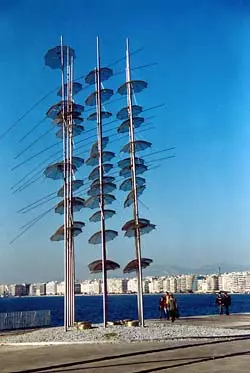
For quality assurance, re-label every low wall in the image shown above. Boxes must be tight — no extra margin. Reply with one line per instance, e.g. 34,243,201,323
0,310,51,330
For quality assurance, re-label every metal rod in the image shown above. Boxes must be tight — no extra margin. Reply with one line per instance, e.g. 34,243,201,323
61,36,68,332
70,54,75,325
125,38,144,327
96,36,108,327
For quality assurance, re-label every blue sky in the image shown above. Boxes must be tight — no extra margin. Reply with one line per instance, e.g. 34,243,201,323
0,0,250,283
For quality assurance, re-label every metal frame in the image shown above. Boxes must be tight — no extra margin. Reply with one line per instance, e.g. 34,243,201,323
125,39,144,327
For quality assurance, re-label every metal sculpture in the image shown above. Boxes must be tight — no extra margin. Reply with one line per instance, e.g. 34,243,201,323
117,39,155,327
85,38,119,327
44,39,85,331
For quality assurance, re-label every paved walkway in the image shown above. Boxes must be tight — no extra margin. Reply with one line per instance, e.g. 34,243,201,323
1,315,250,373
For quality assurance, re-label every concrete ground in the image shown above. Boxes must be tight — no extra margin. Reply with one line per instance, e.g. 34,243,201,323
1,314,250,373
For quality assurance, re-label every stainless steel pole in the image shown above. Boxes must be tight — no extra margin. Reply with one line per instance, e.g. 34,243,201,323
61,36,68,332
96,36,108,327
126,38,144,327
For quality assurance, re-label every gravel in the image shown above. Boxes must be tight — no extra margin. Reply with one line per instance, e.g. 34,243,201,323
1,321,250,345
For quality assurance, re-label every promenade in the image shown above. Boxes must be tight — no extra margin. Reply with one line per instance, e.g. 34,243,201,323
1,314,250,372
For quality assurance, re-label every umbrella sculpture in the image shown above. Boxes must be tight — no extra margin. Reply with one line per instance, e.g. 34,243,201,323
116,39,156,327
84,37,119,327
44,40,85,331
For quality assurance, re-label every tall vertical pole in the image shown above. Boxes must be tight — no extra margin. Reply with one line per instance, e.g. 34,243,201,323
126,38,144,327
66,46,70,328
96,36,108,327
61,36,68,332
69,55,75,325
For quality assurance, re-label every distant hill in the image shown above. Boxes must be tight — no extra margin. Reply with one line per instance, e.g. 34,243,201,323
145,262,250,276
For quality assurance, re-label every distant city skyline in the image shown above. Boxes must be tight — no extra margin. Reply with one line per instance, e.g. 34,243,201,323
2,270,250,296
1,1,250,283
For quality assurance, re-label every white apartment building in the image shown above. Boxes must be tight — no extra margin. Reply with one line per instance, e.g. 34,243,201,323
196,277,207,293
169,277,177,293
29,283,46,296
206,275,219,292
162,277,171,292
0,284,6,296
57,281,65,295
46,281,58,295
107,278,128,294
148,277,163,293
80,280,101,295
127,278,138,293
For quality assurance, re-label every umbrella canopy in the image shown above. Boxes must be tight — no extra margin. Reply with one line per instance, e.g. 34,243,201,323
117,117,144,134
57,82,82,97
89,230,118,244
121,140,152,153
89,209,116,223
85,89,113,106
122,218,150,231
117,80,147,95
87,182,116,196
47,102,84,120
85,67,113,85
88,259,120,273
118,157,144,169
117,105,142,121
123,258,153,274
90,137,109,156
120,164,148,178
84,194,116,209
86,151,115,167
87,111,112,121
124,185,146,208
120,177,146,192
91,176,115,187
57,179,84,197
53,113,83,126
122,218,156,238
44,162,77,180
88,164,113,180
55,197,85,214
44,45,75,70
50,221,85,241
56,124,84,139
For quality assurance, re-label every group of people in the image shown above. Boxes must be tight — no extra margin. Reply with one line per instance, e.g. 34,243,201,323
216,291,231,315
159,292,179,322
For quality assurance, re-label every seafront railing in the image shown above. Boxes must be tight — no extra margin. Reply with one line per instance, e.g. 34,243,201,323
0,310,51,330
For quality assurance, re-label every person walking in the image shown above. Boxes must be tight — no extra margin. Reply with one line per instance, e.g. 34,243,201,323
165,292,170,320
223,292,231,315
169,293,178,322
159,295,166,319
216,291,224,315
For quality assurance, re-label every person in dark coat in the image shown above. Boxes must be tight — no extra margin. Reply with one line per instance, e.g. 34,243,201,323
223,292,231,315
216,291,224,315
168,293,178,322
159,295,166,319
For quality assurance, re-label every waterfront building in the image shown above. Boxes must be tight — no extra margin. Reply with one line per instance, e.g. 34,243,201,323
148,277,163,293
10,284,27,296
56,281,65,295
75,283,81,294
80,280,101,295
196,276,207,293
162,277,171,292
46,281,58,295
127,277,138,293
0,284,6,296
206,275,219,292
29,283,46,296
106,278,128,294
169,277,177,293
